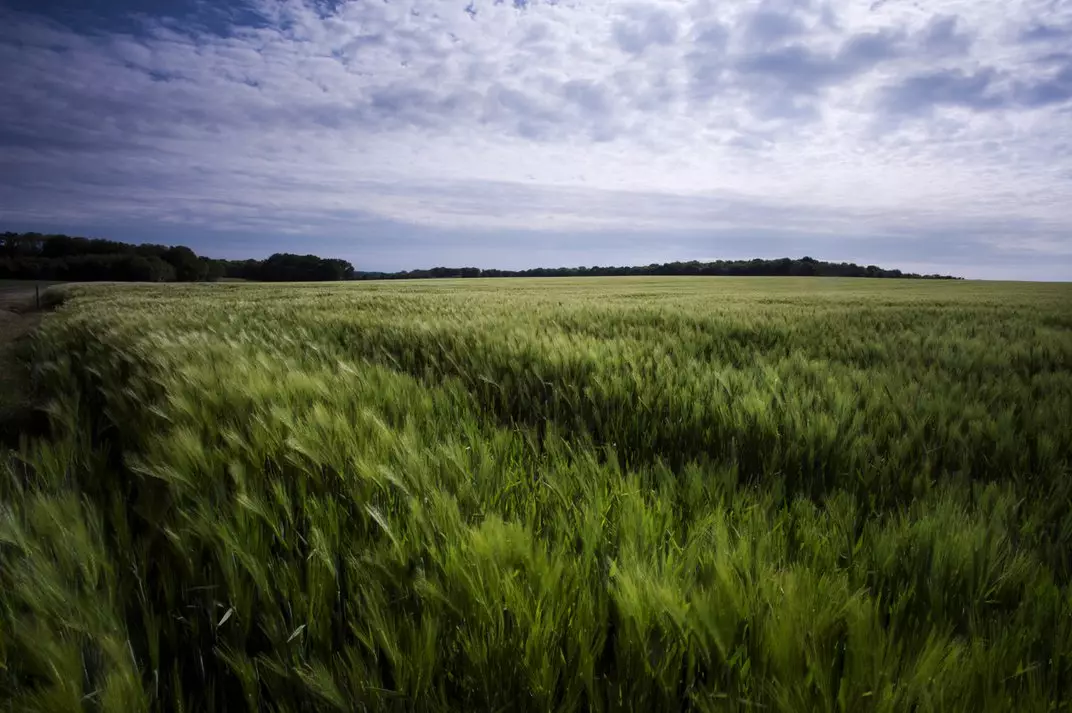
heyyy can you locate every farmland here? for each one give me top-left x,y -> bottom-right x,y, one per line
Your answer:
2,277 -> 1072,711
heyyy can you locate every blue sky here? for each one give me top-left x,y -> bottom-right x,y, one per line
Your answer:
1,0 -> 1071,279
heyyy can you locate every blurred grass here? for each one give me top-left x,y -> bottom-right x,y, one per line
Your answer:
1,277 -> 1071,711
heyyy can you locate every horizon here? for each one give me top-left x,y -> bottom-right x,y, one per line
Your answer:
1,226 -> 1064,282
2,0 -> 1071,282
1,230 -> 964,279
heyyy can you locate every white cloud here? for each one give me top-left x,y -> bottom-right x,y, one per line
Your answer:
0,0 -> 1070,276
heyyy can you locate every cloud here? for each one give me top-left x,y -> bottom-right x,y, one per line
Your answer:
736,29 -> 902,93
685,20 -> 730,101
742,9 -> 807,46
881,58 -> 1072,114
613,4 -> 679,54
1015,59 -> 1072,106
882,68 -> 1005,114
1020,22 -> 1072,43
0,0 -> 1070,279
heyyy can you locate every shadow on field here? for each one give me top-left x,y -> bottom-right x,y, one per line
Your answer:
0,286 -> 61,447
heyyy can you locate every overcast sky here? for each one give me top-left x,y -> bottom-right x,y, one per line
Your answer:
2,0 -> 1070,279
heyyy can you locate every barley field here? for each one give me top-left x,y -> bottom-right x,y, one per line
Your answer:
2,277 -> 1072,712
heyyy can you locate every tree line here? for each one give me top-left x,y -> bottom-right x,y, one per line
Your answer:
355,256 -> 960,280
2,232 -> 961,283
0,233 -> 354,282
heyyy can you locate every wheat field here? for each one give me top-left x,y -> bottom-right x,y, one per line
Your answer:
2,277 -> 1071,711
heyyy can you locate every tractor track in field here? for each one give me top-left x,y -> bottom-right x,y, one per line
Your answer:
0,286 -> 54,446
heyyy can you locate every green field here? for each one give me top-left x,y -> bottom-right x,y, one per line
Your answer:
3,277 -> 1072,711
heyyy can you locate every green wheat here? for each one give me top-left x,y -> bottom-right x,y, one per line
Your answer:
2,277 -> 1070,711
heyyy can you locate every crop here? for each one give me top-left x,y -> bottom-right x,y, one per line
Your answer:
2,276 -> 1071,711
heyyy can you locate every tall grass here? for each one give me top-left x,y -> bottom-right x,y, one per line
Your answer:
2,277 -> 1071,711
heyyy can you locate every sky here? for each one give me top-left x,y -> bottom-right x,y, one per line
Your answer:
1,0 -> 1071,279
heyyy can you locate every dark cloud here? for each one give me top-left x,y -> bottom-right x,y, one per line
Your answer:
612,6 -> 678,54
0,0 -> 266,36
920,15 -> 972,56
689,26 -> 904,121
882,58 -> 1072,114
1020,22 -> 1072,43
368,85 -> 479,129
1036,51 -> 1072,66
743,10 -> 807,46
686,22 -> 730,101
561,80 -> 613,115
479,80 -> 618,142
843,28 -> 903,61
749,94 -> 820,121
881,68 -> 1006,114
519,20 -> 551,46
481,84 -> 560,140
736,29 -> 902,94
1014,60 -> 1072,107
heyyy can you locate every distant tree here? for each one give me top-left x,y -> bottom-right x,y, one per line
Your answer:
1,232 -> 960,283
200,257 -> 226,282
0,231 -> 357,283
221,259 -> 262,280
164,246 -> 206,281
790,259 -> 818,276
353,256 -> 960,281
120,255 -> 177,282
254,253 -> 356,281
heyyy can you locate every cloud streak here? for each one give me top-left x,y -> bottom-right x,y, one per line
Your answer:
0,0 -> 1070,278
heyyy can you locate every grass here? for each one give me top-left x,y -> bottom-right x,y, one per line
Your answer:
1,276 -> 1071,711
